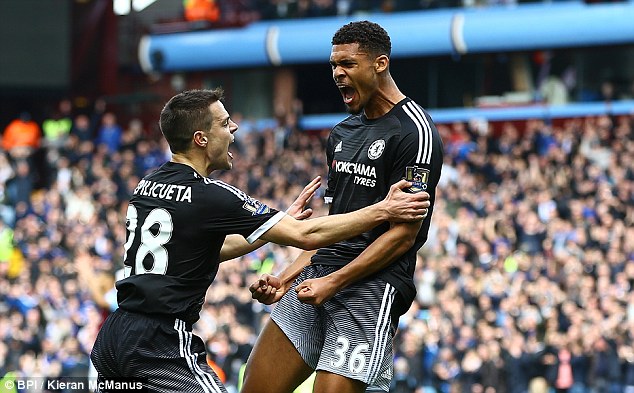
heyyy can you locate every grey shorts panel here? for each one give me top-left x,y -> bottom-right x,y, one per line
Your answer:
270,265 -> 396,392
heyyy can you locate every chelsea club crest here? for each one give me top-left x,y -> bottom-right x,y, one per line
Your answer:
368,139 -> 385,160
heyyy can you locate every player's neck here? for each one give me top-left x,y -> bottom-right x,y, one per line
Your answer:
364,87 -> 405,119
171,153 -> 208,177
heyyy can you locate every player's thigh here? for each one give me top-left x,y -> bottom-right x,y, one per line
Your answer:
242,317 -> 313,393
317,277 -> 397,392
313,370 -> 367,393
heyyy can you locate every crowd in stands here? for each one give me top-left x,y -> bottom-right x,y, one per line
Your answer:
184,0 -> 489,26
188,0 -> 629,26
0,96 -> 632,393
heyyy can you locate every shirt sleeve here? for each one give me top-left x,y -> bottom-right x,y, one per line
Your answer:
245,211 -> 286,244
200,180 -> 281,241
390,108 -> 439,194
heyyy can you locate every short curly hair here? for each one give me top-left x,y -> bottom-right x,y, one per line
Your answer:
332,21 -> 391,58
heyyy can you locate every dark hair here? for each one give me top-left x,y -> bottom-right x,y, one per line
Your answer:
159,88 -> 224,153
332,21 -> 391,58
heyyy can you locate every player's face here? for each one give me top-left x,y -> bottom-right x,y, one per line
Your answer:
330,43 -> 379,115
207,101 -> 238,171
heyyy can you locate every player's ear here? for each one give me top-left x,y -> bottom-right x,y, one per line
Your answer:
194,131 -> 208,147
375,55 -> 389,74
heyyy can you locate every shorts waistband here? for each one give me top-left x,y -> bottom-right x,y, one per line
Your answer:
116,308 -> 195,329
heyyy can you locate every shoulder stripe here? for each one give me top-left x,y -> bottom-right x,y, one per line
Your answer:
409,102 -> 434,164
402,102 -> 433,164
209,179 -> 248,201
401,103 -> 424,164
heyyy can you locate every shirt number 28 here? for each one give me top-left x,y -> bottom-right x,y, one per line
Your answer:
123,205 -> 173,278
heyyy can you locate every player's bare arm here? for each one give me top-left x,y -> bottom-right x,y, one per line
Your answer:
296,220 -> 422,306
259,180 -> 429,250
219,176 -> 321,262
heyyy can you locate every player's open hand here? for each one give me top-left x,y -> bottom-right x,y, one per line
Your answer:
249,274 -> 285,305
286,176 -> 321,220
384,180 -> 430,222
295,276 -> 338,306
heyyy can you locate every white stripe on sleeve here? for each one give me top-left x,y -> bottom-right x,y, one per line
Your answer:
246,211 -> 286,244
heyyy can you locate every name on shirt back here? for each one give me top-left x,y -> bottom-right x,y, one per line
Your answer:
133,179 -> 192,203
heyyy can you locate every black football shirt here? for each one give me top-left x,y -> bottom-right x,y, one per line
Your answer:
116,162 -> 283,323
311,97 -> 444,311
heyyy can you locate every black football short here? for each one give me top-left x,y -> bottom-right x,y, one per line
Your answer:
91,309 -> 226,393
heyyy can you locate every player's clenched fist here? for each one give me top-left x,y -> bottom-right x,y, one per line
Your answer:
295,276 -> 339,307
249,274 -> 284,305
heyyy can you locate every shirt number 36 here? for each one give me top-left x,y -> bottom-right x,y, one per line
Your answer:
330,336 -> 369,374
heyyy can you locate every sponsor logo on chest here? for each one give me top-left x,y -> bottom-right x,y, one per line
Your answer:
331,160 -> 377,177
330,138 -> 387,188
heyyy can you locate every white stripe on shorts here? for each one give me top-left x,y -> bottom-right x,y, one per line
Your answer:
367,283 -> 395,382
174,319 -> 223,393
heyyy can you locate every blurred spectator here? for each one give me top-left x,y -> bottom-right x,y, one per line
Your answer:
0,153 -> 16,227
307,0 -> 337,16
0,218 -> 14,265
540,75 -> 569,105
184,0 -> 221,22
70,114 -> 94,143
119,118 -> 144,153
257,0 -> 304,19
94,112 -> 122,154
588,337 -> 621,393
1,112 -> 41,161
599,81 -> 616,103
5,161 -> 34,208
41,99 -> 73,152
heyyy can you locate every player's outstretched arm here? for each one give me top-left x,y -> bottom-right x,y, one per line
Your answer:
219,177 -> 321,262
260,180 -> 429,250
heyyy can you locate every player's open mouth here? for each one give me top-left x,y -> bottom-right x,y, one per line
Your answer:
228,137 -> 235,159
338,86 -> 356,104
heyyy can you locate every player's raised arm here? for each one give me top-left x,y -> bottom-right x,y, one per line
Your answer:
259,180 -> 430,250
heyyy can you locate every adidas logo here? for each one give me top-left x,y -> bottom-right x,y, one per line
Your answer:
335,141 -> 342,153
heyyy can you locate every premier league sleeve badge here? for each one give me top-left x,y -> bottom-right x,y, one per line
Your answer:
403,165 -> 430,193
